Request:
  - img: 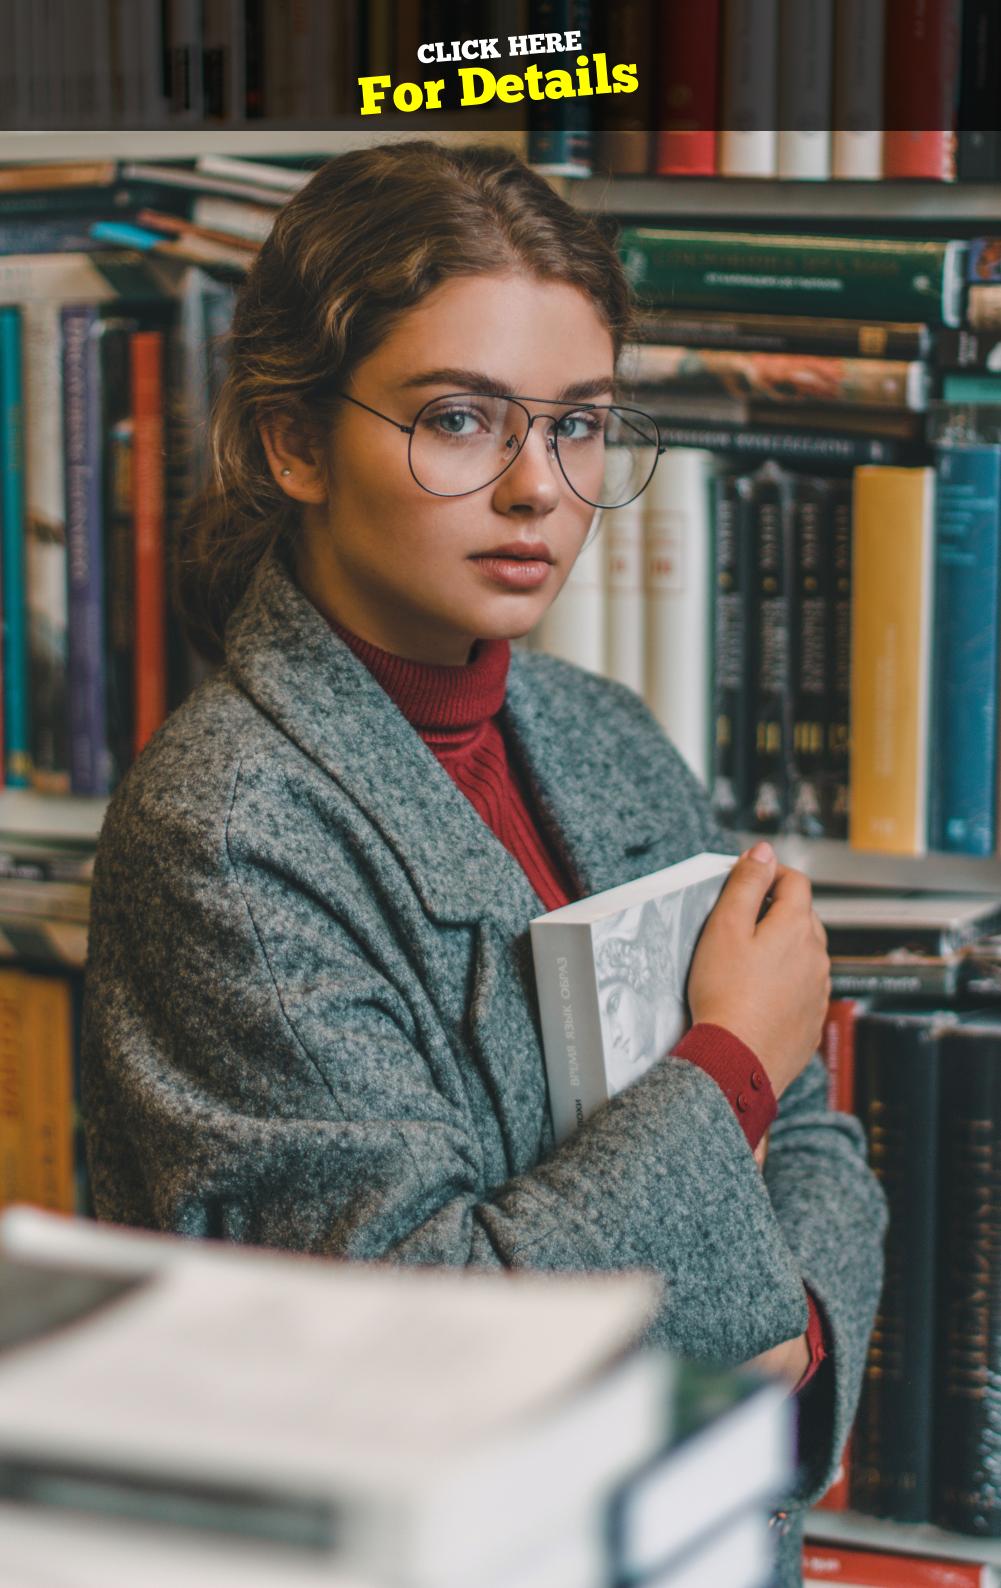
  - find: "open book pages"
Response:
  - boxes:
[530,853,736,1142]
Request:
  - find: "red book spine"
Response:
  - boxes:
[820,999,859,1114]
[882,0,961,180]
[130,331,167,757]
[803,1542,988,1587]
[654,0,721,175]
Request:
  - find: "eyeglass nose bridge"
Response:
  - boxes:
[503,403,561,465]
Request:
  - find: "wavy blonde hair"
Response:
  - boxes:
[174,139,636,664]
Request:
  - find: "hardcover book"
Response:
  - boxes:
[851,1008,956,1523]
[530,853,736,1143]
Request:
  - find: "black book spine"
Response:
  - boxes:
[851,1013,947,1524]
[710,472,754,830]
[957,0,1001,181]
[749,463,794,834]
[937,328,1001,369]
[244,0,263,118]
[933,1023,1001,1539]
[789,476,831,838]
[824,478,853,840]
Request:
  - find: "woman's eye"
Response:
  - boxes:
[427,407,481,437]
[555,411,602,442]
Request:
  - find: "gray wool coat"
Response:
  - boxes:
[81,546,887,1588]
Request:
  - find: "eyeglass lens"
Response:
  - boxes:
[409,394,660,509]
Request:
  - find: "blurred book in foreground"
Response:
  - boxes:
[0,1208,793,1588]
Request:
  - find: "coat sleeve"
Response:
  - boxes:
[83,755,818,1371]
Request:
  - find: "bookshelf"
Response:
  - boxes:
[0,126,527,163]
[567,176,1001,224]
[806,1510,1001,1568]
[0,148,999,865]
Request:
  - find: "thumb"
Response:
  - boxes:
[716,842,777,930]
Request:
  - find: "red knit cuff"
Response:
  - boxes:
[796,1289,829,1394]
[671,1022,777,1150]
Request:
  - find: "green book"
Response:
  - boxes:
[618,228,967,327]
[942,372,1001,402]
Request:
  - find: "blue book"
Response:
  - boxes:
[929,442,1001,855]
[61,305,113,797]
[0,308,30,787]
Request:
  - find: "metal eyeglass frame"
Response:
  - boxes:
[335,389,667,509]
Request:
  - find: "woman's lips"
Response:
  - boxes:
[470,554,552,588]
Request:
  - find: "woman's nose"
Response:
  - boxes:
[490,421,561,515]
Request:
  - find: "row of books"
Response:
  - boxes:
[612,0,998,183]
[0,0,518,129]
[529,439,1001,859]
[0,965,84,1218]
[0,1208,794,1588]
[813,997,1001,1543]
[0,248,233,797]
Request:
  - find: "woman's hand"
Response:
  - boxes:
[687,842,830,1098]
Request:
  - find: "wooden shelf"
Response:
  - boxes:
[566,175,1001,222]
[738,836,1001,897]
[0,126,527,162]
[807,1509,1001,1567]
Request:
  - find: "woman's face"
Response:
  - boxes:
[278,271,615,664]
[599,979,656,1067]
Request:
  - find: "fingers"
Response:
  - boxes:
[768,866,813,913]
[715,842,778,930]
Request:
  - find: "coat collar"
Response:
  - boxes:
[224,549,664,927]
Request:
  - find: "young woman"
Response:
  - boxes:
[81,141,886,1586]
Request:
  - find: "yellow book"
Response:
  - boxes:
[850,465,935,855]
[0,969,24,1207]
[21,972,76,1213]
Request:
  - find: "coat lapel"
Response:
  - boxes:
[225,550,663,937]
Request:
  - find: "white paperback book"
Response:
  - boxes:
[642,447,715,785]
[530,852,736,1143]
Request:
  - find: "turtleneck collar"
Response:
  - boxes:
[328,616,511,732]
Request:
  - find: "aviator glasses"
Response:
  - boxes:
[337,389,666,510]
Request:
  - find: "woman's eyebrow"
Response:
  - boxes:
[399,368,616,402]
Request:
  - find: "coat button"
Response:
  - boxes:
[736,1092,750,1113]
[769,1509,791,1536]
[750,1068,766,1090]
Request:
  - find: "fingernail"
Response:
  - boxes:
[749,841,774,863]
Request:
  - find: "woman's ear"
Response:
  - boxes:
[259,419,328,505]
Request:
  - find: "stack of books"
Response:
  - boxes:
[530,222,1001,860]
[0,1207,794,1588]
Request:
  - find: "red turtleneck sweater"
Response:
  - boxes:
[327,617,825,1387]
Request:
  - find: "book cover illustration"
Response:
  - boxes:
[531,853,736,1142]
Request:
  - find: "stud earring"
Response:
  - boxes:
[280,467,292,477]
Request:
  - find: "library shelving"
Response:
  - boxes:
[806,1510,1001,1569]
[3,136,1001,897]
